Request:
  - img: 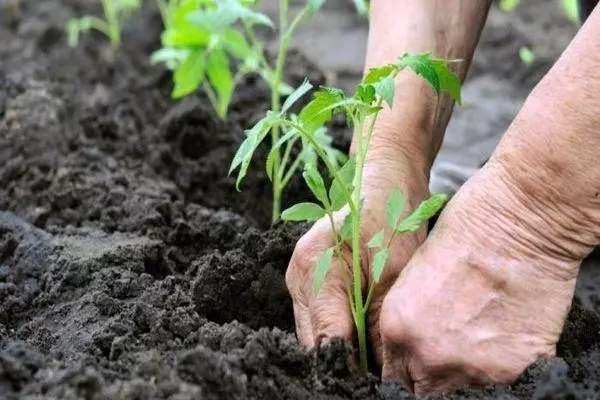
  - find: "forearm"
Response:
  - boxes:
[490,6,600,259]
[361,0,491,172]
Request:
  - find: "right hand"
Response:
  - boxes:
[285,145,430,364]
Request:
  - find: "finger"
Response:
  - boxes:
[310,258,354,345]
[291,289,314,347]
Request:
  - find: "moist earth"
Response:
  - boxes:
[1,0,600,399]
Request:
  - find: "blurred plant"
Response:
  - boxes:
[66,0,141,48]
[519,46,536,66]
[499,0,581,24]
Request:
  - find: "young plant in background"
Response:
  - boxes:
[230,52,462,372]
[150,0,274,118]
[153,0,349,222]
[66,0,141,48]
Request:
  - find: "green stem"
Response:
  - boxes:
[352,113,368,373]
[270,2,310,224]
[326,213,358,324]
[102,0,120,47]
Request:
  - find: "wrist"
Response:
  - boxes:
[487,118,600,262]
[351,72,448,174]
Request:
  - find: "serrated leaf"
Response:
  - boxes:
[206,48,234,116]
[307,0,326,15]
[329,157,356,211]
[313,247,334,293]
[172,49,206,98]
[299,87,345,132]
[373,76,395,108]
[363,65,395,85]
[354,84,376,104]
[431,60,462,104]
[398,53,462,104]
[303,164,329,207]
[396,193,448,233]
[368,230,384,249]
[397,53,440,93]
[372,249,388,284]
[340,213,353,241]
[281,79,313,114]
[386,188,405,230]
[281,202,325,222]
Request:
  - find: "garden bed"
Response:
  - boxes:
[1,0,600,398]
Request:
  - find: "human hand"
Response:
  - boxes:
[379,159,585,397]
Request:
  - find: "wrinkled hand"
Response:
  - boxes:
[379,161,582,397]
[285,147,429,361]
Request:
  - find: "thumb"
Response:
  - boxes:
[309,257,354,346]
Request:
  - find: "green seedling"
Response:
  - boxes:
[66,0,141,48]
[230,52,461,372]
[150,0,273,118]
[153,0,346,222]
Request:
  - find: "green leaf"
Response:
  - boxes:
[313,247,334,293]
[299,87,346,132]
[368,229,384,249]
[266,129,299,181]
[499,0,520,11]
[363,65,395,85]
[172,49,206,98]
[397,53,440,93]
[386,188,405,230]
[187,8,238,32]
[307,0,326,15]
[372,249,388,284]
[206,48,234,116]
[396,193,448,233]
[340,213,353,241]
[303,164,329,207]
[162,26,211,47]
[282,79,313,114]
[222,28,252,58]
[281,202,326,222]
[150,47,190,65]
[329,157,356,211]
[229,114,277,189]
[431,60,462,105]
[354,84,376,104]
[373,76,395,108]
[398,53,462,104]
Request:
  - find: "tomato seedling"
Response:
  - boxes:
[231,52,461,372]
[66,0,141,48]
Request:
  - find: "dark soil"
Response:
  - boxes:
[1,0,600,399]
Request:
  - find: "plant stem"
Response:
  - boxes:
[270,2,309,224]
[351,113,368,373]
[102,0,120,47]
